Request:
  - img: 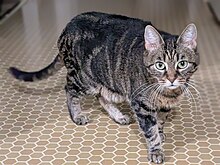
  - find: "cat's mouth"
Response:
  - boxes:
[166,85,179,90]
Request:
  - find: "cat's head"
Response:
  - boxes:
[143,24,199,96]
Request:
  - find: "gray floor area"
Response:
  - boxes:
[0,0,220,164]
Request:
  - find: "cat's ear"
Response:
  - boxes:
[144,25,164,52]
[177,23,197,50]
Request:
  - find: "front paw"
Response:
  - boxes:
[148,149,165,164]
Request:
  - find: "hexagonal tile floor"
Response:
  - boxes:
[0,0,220,165]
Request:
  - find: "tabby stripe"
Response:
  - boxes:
[148,127,161,150]
[149,132,158,142]
[124,37,138,94]
[150,143,161,152]
[115,31,129,74]
[106,46,114,87]
[146,64,154,68]
[67,74,84,92]
[171,49,177,60]
[176,51,180,62]
[153,141,161,148]
[90,46,104,81]
[163,53,166,62]
[160,108,171,112]
[188,68,198,74]
[166,50,172,60]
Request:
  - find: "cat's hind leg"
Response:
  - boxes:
[65,85,89,125]
[99,97,131,125]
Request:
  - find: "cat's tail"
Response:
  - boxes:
[8,54,64,82]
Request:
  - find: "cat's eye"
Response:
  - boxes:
[155,61,166,71]
[177,60,188,69]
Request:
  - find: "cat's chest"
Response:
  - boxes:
[156,88,183,108]
[157,95,182,108]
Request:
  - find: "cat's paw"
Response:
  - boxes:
[148,149,165,164]
[159,132,166,143]
[73,115,89,125]
[115,114,131,125]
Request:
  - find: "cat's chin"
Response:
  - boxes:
[162,87,182,97]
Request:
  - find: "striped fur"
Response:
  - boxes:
[9,55,63,82]
[9,12,199,164]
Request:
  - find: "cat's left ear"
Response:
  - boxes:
[177,23,197,50]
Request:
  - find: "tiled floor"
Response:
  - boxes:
[0,0,220,164]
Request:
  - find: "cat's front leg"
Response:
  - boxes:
[157,108,170,143]
[131,102,164,164]
[137,113,164,164]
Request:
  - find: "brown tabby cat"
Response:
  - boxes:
[9,12,199,164]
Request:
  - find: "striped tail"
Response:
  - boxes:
[9,55,64,82]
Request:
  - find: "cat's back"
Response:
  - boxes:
[60,12,152,38]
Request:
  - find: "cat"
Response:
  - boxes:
[9,12,199,164]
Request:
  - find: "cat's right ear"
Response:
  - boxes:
[144,25,164,52]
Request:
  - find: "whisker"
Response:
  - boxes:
[131,83,149,98]
[131,83,158,100]
[181,85,196,112]
[149,85,162,110]
[131,83,153,98]
[180,86,189,98]
[189,78,201,83]
[149,86,159,109]
[130,77,158,98]
[188,79,205,89]
[153,86,162,109]
[185,82,203,101]
[142,84,160,111]
[155,86,163,109]
[187,81,204,91]
[185,87,198,116]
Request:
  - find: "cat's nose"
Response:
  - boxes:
[167,76,176,83]
[166,69,177,83]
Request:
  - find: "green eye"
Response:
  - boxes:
[155,62,166,70]
[177,60,188,69]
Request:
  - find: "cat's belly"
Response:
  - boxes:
[88,85,127,103]
[100,86,127,103]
